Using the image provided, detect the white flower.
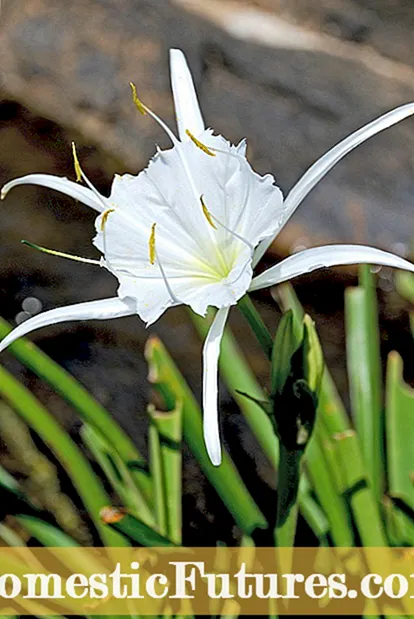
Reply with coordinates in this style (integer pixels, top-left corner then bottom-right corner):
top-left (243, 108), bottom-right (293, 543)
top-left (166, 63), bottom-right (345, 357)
top-left (1, 49), bottom-right (414, 466)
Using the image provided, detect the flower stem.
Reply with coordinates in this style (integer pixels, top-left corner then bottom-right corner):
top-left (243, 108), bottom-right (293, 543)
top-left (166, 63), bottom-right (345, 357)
top-left (237, 294), bottom-right (273, 359)
top-left (274, 445), bottom-right (302, 548)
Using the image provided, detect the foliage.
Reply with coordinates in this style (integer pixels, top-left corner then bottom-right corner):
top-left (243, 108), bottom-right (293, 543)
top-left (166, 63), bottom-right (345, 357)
top-left (0, 266), bottom-right (414, 618)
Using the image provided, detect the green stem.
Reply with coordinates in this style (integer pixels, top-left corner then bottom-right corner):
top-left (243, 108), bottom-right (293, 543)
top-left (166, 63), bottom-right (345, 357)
top-left (345, 265), bottom-right (383, 502)
top-left (145, 336), bottom-right (268, 536)
top-left (238, 294), bottom-right (273, 359)
top-left (148, 416), bottom-right (168, 537)
top-left (274, 445), bottom-right (302, 547)
top-left (191, 307), bottom-right (329, 543)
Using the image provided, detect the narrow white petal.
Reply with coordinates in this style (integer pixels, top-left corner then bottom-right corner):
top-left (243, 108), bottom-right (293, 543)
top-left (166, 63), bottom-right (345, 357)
top-left (169, 48), bottom-right (205, 141)
top-left (250, 244), bottom-right (414, 291)
top-left (0, 297), bottom-right (135, 353)
top-left (1, 174), bottom-right (106, 213)
top-left (253, 102), bottom-right (414, 265)
top-left (202, 307), bottom-right (230, 466)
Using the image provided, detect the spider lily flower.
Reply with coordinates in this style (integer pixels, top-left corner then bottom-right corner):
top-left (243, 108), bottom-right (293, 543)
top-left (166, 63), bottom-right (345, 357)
top-left (1, 50), bottom-right (414, 466)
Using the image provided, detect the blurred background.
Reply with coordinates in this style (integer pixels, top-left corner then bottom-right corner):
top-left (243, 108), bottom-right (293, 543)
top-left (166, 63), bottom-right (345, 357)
top-left (0, 0), bottom-right (414, 542)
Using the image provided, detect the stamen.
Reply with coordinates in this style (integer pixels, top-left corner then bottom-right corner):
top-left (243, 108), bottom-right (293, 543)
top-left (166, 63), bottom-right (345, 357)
top-left (71, 142), bottom-right (108, 210)
top-left (209, 145), bottom-right (245, 162)
top-left (22, 240), bottom-right (100, 265)
top-left (127, 85), bottom-right (216, 242)
top-left (186, 130), bottom-right (216, 157)
top-left (147, 223), bottom-right (179, 303)
top-left (71, 142), bottom-right (82, 182)
top-left (129, 83), bottom-right (178, 145)
top-left (200, 195), bottom-right (217, 229)
top-left (100, 208), bottom-right (115, 231)
top-left (157, 253), bottom-right (180, 304)
top-left (129, 82), bottom-right (147, 116)
top-left (210, 213), bottom-right (253, 251)
top-left (149, 223), bottom-right (156, 265)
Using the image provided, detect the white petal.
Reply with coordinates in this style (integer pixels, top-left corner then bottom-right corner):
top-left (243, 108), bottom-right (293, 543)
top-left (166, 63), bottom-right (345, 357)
top-left (116, 274), bottom-right (176, 326)
top-left (250, 244), bottom-right (414, 291)
top-left (202, 307), bottom-right (230, 466)
top-left (253, 102), bottom-right (414, 265)
top-left (0, 297), bottom-right (135, 353)
top-left (1, 174), bottom-right (106, 213)
top-left (169, 48), bottom-right (205, 141)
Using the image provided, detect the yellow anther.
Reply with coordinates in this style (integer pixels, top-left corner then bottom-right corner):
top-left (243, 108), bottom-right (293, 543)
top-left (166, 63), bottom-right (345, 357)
top-left (71, 142), bottom-right (82, 182)
top-left (200, 195), bottom-right (217, 229)
top-left (100, 209), bottom-right (115, 231)
top-left (129, 82), bottom-right (147, 116)
top-left (149, 223), bottom-right (157, 265)
top-left (186, 130), bottom-right (216, 157)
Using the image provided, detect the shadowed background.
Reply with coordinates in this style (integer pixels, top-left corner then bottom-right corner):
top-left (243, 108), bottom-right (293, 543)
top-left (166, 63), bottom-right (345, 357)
top-left (0, 0), bottom-right (413, 540)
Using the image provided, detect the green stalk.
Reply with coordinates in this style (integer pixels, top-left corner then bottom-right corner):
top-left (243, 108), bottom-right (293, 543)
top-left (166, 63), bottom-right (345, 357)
top-left (395, 270), bottom-right (414, 304)
top-left (275, 283), bottom-right (350, 433)
top-left (0, 365), bottom-right (127, 547)
top-left (274, 445), bottom-right (301, 548)
top-left (81, 424), bottom-right (154, 525)
top-left (148, 412), bottom-right (168, 536)
top-left (238, 294), bottom-right (273, 359)
top-left (149, 404), bottom-right (183, 545)
top-left (298, 477), bottom-right (330, 544)
top-left (101, 508), bottom-right (174, 546)
top-left (191, 306), bottom-right (329, 543)
top-left (0, 317), bottom-right (152, 504)
top-left (385, 351), bottom-right (414, 513)
top-left (145, 336), bottom-right (268, 536)
top-left (305, 434), bottom-right (354, 546)
top-left (333, 430), bottom-right (388, 547)
top-left (16, 515), bottom-right (79, 547)
top-left (345, 265), bottom-right (383, 502)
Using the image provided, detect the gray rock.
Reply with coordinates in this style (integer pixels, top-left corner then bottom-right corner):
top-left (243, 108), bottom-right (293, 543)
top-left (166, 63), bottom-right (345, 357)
top-left (1, 0), bottom-right (413, 253)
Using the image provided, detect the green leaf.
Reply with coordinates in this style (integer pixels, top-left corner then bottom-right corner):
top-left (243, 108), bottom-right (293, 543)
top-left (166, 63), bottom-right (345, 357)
top-left (333, 430), bottom-right (388, 547)
top-left (81, 424), bottom-right (155, 526)
top-left (148, 411), bottom-right (168, 537)
top-left (236, 391), bottom-right (273, 417)
top-left (345, 265), bottom-right (383, 502)
top-left (395, 270), bottom-right (414, 305)
top-left (303, 315), bottom-right (324, 394)
top-left (305, 433), bottom-right (354, 546)
top-left (238, 294), bottom-right (273, 359)
top-left (382, 497), bottom-right (414, 546)
top-left (275, 283), bottom-right (357, 547)
top-left (100, 507), bottom-right (174, 546)
top-left (15, 515), bottom-right (79, 547)
top-left (148, 403), bottom-right (183, 545)
top-left (386, 351), bottom-right (414, 513)
top-left (0, 365), bottom-right (127, 547)
top-left (144, 336), bottom-right (268, 536)
top-left (297, 477), bottom-right (330, 545)
top-left (271, 311), bottom-right (302, 396)
top-left (0, 316), bottom-right (152, 505)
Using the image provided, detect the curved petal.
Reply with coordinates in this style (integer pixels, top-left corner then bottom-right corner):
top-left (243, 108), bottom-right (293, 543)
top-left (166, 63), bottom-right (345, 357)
top-left (253, 102), bottom-right (414, 265)
top-left (169, 48), bottom-right (205, 141)
top-left (202, 307), bottom-right (230, 466)
top-left (0, 297), bottom-right (135, 353)
top-left (249, 244), bottom-right (414, 292)
top-left (1, 174), bottom-right (106, 213)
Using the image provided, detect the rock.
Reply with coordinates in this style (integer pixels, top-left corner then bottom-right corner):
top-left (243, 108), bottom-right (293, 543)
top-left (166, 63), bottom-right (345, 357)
top-left (0, 0), bottom-right (413, 254)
